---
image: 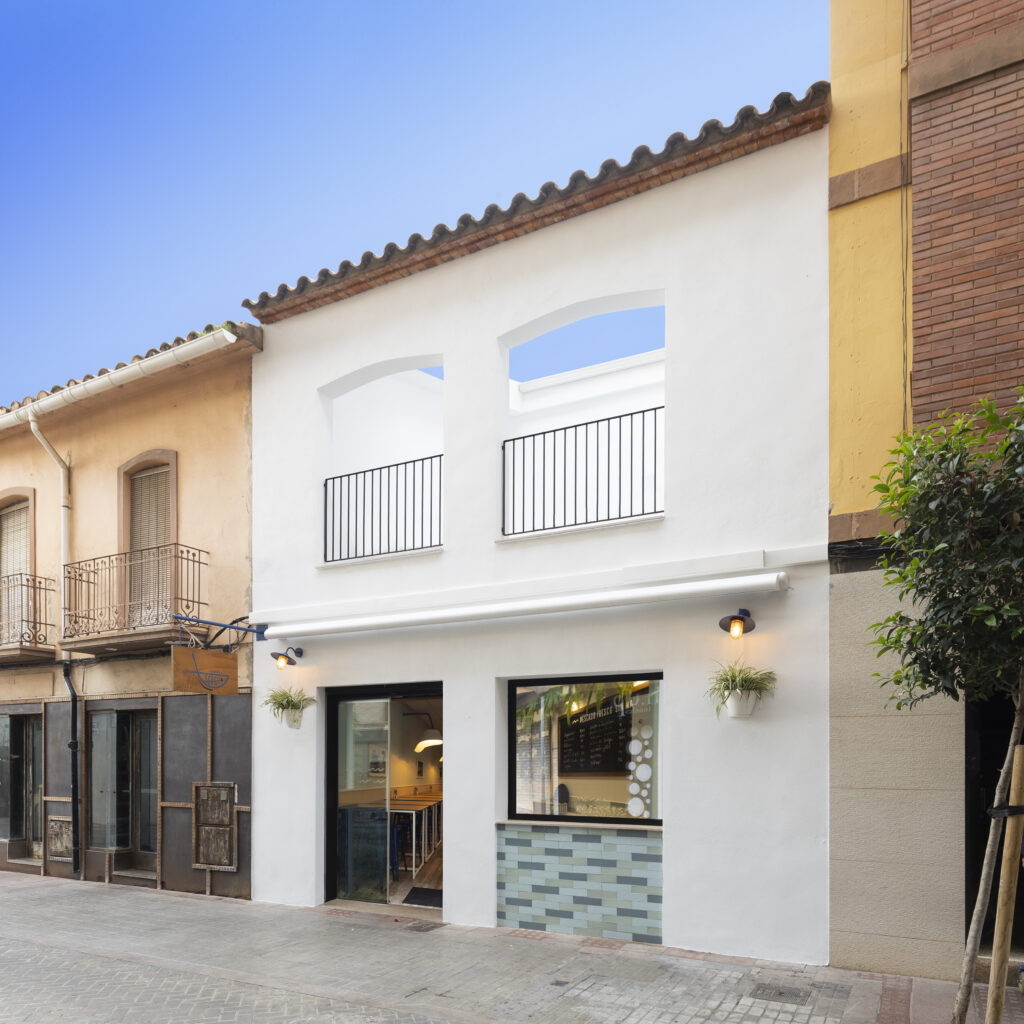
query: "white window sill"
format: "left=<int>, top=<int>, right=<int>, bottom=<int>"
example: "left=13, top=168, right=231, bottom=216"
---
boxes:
left=317, top=545, right=444, bottom=570
left=495, top=512, right=665, bottom=544
left=496, top=818, right=662, bottom=832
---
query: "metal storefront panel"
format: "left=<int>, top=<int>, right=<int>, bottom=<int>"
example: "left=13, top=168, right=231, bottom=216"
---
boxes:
left=160, top=695, right=207, bottom=805
left=43, top=702, right=71, bottom=794
left=212, top=810, right=251, bottom=899
left=211, top=694, right=251, bottom=806
left=160, top=805, right=205, bottom=894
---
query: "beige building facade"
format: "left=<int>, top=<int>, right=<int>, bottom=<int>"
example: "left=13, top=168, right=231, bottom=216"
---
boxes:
left=0, top=323, right=260, bottom=897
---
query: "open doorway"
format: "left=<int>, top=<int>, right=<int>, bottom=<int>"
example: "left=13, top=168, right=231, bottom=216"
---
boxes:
left=0, top=714, right=43, bottom=861
left=966, top=694, right=1024, bottom=949
left=326, top=682, right=443, bottom=911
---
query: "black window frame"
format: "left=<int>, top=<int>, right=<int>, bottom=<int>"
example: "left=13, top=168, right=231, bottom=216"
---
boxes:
left=507, top=672, right=663, bottom=827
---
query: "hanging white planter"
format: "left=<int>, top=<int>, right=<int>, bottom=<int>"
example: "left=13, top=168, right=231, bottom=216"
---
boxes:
left=261, top=686, right=316, bottom=729
left=724, top=691, right=759, bottom=718
left=706, top=660, right=776, bottom=719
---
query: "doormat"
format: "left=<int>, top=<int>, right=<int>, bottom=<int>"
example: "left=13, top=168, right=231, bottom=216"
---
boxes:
left=403, top=887, right=442, bottom=908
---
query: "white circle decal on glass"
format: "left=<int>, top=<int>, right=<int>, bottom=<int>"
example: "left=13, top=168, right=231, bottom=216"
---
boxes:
left=628, top=739, right=642, bottom=756
left=641, top=789, right=649, bottom=797
left=641, top=725, right=653, bottom=740
left=644, top=810, right=650, bottom=818
left=635, top=763, right=652, bottom=782
left=629, top=782, right=640, bottom=795
left=627, top=797, right=645, bottom=817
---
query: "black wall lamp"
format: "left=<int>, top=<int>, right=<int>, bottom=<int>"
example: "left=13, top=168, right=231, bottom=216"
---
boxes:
left=271, top=646, right=303, bottom=669
left=719, top=608, right=755, bottom=639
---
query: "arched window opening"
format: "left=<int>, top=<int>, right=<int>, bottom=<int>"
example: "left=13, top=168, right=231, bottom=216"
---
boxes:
left=0, top=490, right=50, bottom=652
left=323, top=361, right=444, bottom=562
left=0, top=499, right=31, bottom=646
left=127, top=464, right=172, bottom=627
left=502, top=305, right=665, bottom=536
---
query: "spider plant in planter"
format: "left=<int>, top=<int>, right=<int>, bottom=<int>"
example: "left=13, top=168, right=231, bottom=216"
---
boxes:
left=706, top=659, right=776, bottom=719
left=262, top=686, right=317, bottom=729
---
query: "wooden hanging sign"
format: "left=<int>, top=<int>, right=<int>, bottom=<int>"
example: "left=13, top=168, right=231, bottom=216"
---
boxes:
left=172, top=646, right=238, bottom=695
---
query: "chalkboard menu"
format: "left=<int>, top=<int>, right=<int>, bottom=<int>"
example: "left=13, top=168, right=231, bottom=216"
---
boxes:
left=558, top=700, right=631, bottom=774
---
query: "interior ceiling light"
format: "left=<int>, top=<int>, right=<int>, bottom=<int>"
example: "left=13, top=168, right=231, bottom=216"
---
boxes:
left=718, top=608, right=755, bottom=639
left=404, top=710, right=442, bottom=752
left=271, top=646, right=303, bottom=669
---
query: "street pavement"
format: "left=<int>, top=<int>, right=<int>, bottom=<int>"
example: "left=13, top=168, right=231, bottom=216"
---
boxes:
left=0, top=871, right=1020, bottom=1023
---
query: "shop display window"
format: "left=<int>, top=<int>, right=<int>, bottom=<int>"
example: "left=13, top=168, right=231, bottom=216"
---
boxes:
left=509, top=675, right=661, bottom=823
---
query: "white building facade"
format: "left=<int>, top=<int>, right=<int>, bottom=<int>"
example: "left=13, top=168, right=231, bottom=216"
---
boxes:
left=248, top=83, right=832, bottom=964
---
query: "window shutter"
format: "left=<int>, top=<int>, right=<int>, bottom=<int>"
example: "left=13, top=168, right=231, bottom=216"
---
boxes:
left=0, top=502, right=29, bottom=577
left=129, top=467, right=171, bottom=551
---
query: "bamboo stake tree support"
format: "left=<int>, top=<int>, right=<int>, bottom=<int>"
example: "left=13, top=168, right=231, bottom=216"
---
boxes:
left=986, top=744, right=1024, bottom=1024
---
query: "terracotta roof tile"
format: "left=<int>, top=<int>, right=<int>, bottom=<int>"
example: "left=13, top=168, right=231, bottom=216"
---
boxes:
left=1, top=321, right=260, bottom=415
left=244, top=82, right=831, bottom=324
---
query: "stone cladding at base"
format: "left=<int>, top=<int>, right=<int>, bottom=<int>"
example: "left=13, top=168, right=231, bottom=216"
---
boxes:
left=496, top=822, right=662, bottom=943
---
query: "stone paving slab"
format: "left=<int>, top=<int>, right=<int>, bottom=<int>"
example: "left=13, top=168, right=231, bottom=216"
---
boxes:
left=0, top=873, right=1021, bottom=1023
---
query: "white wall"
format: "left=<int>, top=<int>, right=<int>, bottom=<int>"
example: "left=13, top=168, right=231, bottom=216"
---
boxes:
left=251, top=130, right=828, bottom=615
left=250, top=127, right=830, bottom=963
left=250, top=563, right=828, bottom=961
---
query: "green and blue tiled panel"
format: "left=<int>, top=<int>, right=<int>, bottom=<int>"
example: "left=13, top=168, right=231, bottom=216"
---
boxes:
left=496, top=823, right=662, bottom=943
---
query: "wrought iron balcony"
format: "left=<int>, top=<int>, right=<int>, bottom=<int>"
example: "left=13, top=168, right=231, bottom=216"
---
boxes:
left=0, top=573, right=56, bottom=664
left=62, top=543, right=208, bottom=653
left=502, top=407, right=665, bottom=536
left=325, top=455, right=442, bottom=562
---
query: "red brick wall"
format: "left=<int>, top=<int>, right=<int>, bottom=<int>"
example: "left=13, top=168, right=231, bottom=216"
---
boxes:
left=910, top=2, right=1024, bottom=424
left=911, top=0, right=1024, bottom=60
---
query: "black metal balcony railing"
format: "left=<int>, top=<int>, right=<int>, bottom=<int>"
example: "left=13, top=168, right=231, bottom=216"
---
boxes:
left=325, top=455, right=443, bottom=563
left=0, top=573, right=55, bottom=647
left=62, top=543, right=207, bottom=640
left=502, top=406, right=665, bottom=536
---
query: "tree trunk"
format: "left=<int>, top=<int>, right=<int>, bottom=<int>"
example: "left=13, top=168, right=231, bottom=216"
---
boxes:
left=952, top=670, right=1024, bottom=1024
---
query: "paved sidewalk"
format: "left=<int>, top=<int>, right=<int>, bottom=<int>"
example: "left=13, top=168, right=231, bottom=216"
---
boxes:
left=0, top=873, right=1020, bottom=1023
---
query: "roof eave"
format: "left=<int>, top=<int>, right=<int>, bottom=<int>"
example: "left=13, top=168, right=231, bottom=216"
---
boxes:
left=244, top=82, right=831, bottom=325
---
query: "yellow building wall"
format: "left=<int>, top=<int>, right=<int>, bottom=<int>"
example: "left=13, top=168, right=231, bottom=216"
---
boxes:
left=829, top=0, right=964, bottom=982
left=0, top=346, right=254, bottom=696
left=829, top=0, right=910, bottom=520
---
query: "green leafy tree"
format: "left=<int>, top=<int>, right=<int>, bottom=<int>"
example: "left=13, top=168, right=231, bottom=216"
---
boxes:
left=871, top=392, right=1024, bottom=1024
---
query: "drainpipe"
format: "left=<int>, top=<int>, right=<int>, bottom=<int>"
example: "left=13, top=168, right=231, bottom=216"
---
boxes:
left=27, top=411, right=80, bottom=875
left=27, top=411, right=70, bottom=602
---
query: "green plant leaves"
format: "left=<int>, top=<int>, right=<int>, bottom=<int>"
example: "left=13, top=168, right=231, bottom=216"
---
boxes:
left=870, top=389, right=1024, bottom=708
left=261, top=686, right=316, bottom=721
left=705, top=658, right=776, bottom=719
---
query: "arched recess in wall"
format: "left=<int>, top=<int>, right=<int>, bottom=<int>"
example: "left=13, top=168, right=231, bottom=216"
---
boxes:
left=319, top=355, right=444, bottom=562
left=0, top=488, right=39, bottom=646
left=498, top=292, right=666, bottom=537
left=117, top=451, right=178, bottom=554
left=0, top=487, right=37, bottom=578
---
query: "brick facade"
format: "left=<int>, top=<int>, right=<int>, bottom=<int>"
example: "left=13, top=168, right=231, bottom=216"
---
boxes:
left=911, top=0, right=1024, bottom=61
left=909, top=2, right=1024, bottom=424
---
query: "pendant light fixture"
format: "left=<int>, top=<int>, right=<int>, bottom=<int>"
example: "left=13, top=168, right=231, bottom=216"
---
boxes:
left=403, top=711, right=442, bottom=752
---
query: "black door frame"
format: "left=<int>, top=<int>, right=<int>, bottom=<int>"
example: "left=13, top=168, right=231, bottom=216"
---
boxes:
left=324, top=681, right=442, bottom=904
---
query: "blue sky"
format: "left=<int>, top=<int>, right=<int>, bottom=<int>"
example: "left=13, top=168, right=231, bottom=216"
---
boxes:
left=0, top=1, right=827, bottom=403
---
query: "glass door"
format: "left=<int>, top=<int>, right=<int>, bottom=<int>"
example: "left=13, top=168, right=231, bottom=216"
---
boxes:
left=25, top=716, right=42, bottom=858
left=335, top=699, right=389, bottom=902
left=134, top=713, right=157, bottom=868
